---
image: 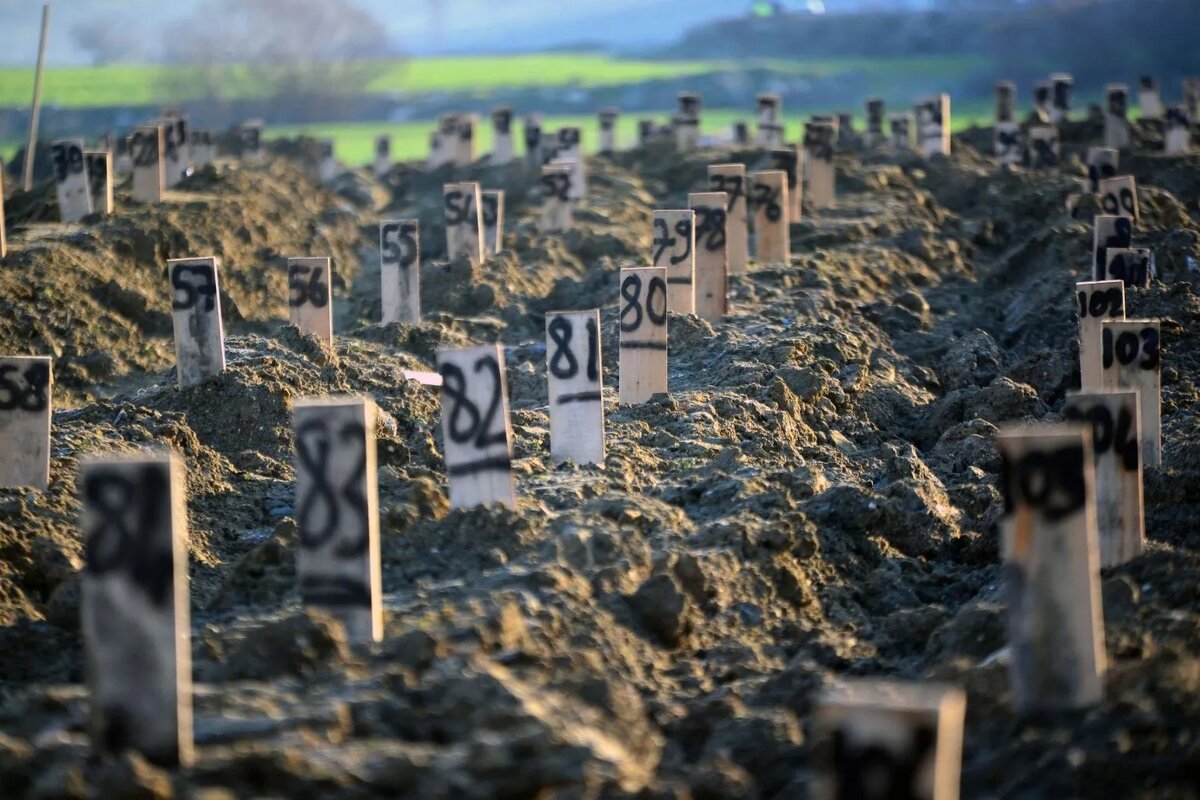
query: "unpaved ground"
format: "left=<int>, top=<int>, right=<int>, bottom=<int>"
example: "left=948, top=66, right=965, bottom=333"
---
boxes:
left=0, top=123, right=1199, bottom=798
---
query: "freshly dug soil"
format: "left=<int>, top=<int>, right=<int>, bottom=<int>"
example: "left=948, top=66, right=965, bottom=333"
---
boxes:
left=0, top=121, right=1198, bottom=799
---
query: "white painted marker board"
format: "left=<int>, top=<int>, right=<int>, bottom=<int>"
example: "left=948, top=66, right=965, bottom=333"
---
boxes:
left=915, top=94, right=951, bottom=157
left=491, top=107, right=514, bottom=165
left=618, top=267, right=668, bottom=405
left=437, top=344, right=516, bottom=509
left=598, top=108, right=619, bottom=154
left=81, top=451, right=192, bottom=766
left=287, top=257, right=333, bottom=345
left=675, top=92, right=701, bottom=150
left=374, top=135, right=391, bottom=177
left=380, top=220, right=420, bottom=325
left=1050, top=73, right=1074, bottom=123
left=1100, top=320, right=1161, bottom=468
left=130, top=126, right=164, bottom=204
left=1063, top=390, right=1144, bottom=568
left=159, top=116, right=189, bottom=187
left=1138, top=76, right=1163, bottom=120
left=998, top=424, right=1105, bottom=711
left=688, top=192, right=729, bottom=322
left=51, top=139, right=91, bottom=222
left=318, top=140, right=337, bottom=183
left=1105, top=85, right=1131, bottom=150
left=189, top=130, right=215, bottom=168
left=540, top=165, right=574, bottom=232
left=294, top=396, right=382, bottom=643
left=751, top=170, right=790, bottom=265
left=707, top=163, right=749, bottom=274
left=653, top=209, right=696, bottom=315
left=168, top=257, right=226, bottom=387
left=1165, top=106, right=1192, bottom=155
left=1076, top=280, right=1125, bottom=391
left=0, top=356, right=51, bottom=490
left=545, top=309, right=604, bottom=466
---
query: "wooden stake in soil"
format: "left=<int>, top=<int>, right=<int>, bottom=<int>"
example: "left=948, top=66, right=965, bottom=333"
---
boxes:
left=1024, top=126, right=1060, bottom=170
left=1092, top=214, right=1133, bottom=281
left=769, top=146, right=803, bottom=224
left=1085, top=147, right=1118, bottom=194
left=318, top=140, right=337, bottom=183
left=374, top=135, right=391, bottom=177
left=491, top=107, right=514, bottom=165
left=804, top=122, right=836, bottom=209
left=546, top=309, right=605, bottom=465
left=915, top=94, right=951, bottom=158
left=1050, top=73, right=1074, bottom=124
left=756, top=93, right=784, bottom=148
left=380, top=220, right=420, bottom=325
left=481, top=190, right=505, bottom=255
left=51, top=139, right=91, bottom=222
left=652, top=209, right=695, bottom=314
left=1032, top=81, right=1051, bottom=123
left=167, top=257, right=226, bottom=387
left=0, top=356, right=51, bottom=490
left=84, top=150, right=113, bottom=215
left=994, top=81, right=1021, bottom=164
left=1076, top=280, right=1125, bottom=390
left=540, top=164, right=574, bottom=232
left=556, top=128, right=586, bottom=199
left=618, top=266, right=668, bottom=405
left=1102, top=247, right=1152, bottom=289
left=1104, top=85, right=1131, bottom=150
left=130, top=125, right=165, bottom=204
left=995, top=80, right=1016, bottom=124
left=1184, top=78, right=1200, bottom=122
left=293, top=396, right=382, bottom=643
left=675, top=92, right=701, bottom=151
left=866, top=97, right=885, bottom=148
left=811, top=680, right=966, bottom=800
left=159, top=115, right=189, bottom=188
left=437, top=344, right=516, bottom=509
left=1063, top=390, right=1144, bottom=568
left=237, top=119, right=265, bottom=162
left=189, top=130, right=215, bottom=169
left=1164, top=106, right=1192, bottom=155
left=1138, top=76, right=1163, bottom=121
left=688, top=192, right=729, bottom=322
left=598, top=108, right=619, bottom=154
left=1100, top=319, right=1162, bottom=467
left=707, top=163, right=749, bottom=274
left=889, top=113, right=913, bottom=154
left=444, top=182, right=484, bottom=264
left=998, top=424, right=1105, bottom=711
left=1098, top=175, right=1138, bottom=222
left=455, top=114, right=477, bottom=168
left=287, top=257, right=333, bottom=345
left=751, top=170, right=790, bottom=266
left=523, top=113, right=543, bottom=170
left=81, top=451, right=192, bottom=767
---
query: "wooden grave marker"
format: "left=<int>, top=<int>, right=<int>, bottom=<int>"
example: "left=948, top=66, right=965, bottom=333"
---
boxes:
left=707, top=163, right=749, bottom=274
left=1100, top=319, right=1161, bottom=467
left=998, top=424, right=1105, bottom=711
left=1105, top=85, right=1131, bottom=149
left=374, top=135, right=391, bottom=177
left=916, top=94, right=951, bottom=157
left=866, top=97, right=885, bottom=147
left=81, top=451, right=192, bottom=766
left=1050, top=73, right=1074, bottom=123
left=238, top=119, right=265, bottom=162
left=436, top=344, right=516, bottom=508
left=995, top=80, right=1016, bottom=124
left=889, top=113, right=913, bottom=154
left=318, top=140, right=337, bottom=183
left=732, top=121, right=750, bottom=146
left=84, top=150, right=113, bottom=215
left=598, top=108, right=619, bottom=154
left=540, top=164, right=574, bottom=232
left=836, top=111, right=856, bottom=148
left=114, top=134, right=132, bottom=178
left=51, top=138, right=91, bottom=222
left=1063, top=390, right=1144, bottom=567
left=189, top=130, right=214, bottom=169
left=556, top=127, right=586, bottom=199
left=756, top=93, right=784, bottom=148
left=523, top=113, right=543, bottom=169
left=804, top=122, right=836, bottom=209
left=287, top=257, right=333, bottom=345
left=444, top=182, right=484, bottom=264
left=1165, top=106, right=1192, bottom=154
left=1025, top=126, right=1060, bottom=170
left=168, top=257, right=225, bottom=387
left=812, top=680, right=966, bottom=800
left=130, top=125, right=164, bottom=204
left=653, top=209, right=696, bottom=315
left=994, top=81, right=1021, bottom=164
left=545, top=309, right=604, bottom=465
left=688, top=192, right=729, bottom=322
left=491, top=107, right=514, bottom=165
left=159, top=115, right=189, bottom=188
left=482, top=190, right=505, bottom=255
left=751, top=170, right=790, bottom=266
left=294, top=397, right=382, bottom=642
left=768, top=146, right=803, bottom=225
left=455, top=114, right=477, bottom=168
left=1098, top=175, right=1138, bottom=222
left=0, top=356, right=51, bottom=490
left=1032, top=81, right=1051, bottom=122
left=675, top=92, right=701, bottom=150
left=1138, top=76, right=1163, bottom=120
left=1184, top=78, right=1200, bottom=122
left=1085, top=147, right=1118, bottom=194
left=618, top=267, right=668, bottom=404
left=1092, top=214, right=1133, bottom=281
left=380, top=220, right=420, bottom=325
left=1103, top=247, right=1152, bottom=289
left=1076, top=279, right=1125, bottom=390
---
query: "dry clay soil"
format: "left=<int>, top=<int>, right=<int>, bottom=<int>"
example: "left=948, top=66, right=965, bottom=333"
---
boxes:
left=1, top=121, right=1200, bottom=799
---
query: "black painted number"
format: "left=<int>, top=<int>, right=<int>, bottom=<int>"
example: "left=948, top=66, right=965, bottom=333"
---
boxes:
left=1000, top=444, right=1087, bottom=522
left=694, top=205, right=727, bottom=252
left=1064, top=403, right=1139, bottom=470
left=620, top=273, right=667, bottom=333
left=296, top=418, right=369, bottom=556
left=1077, top=287, right=1123, bottom=319
left=288, top=263, right=329, bottom=308
left=753, top=182, right=783, bottom=222
left=83, top=465, right=173, bottom=606
left=1102, top=326, right=1159, bottom=371
left=171, top=262, right=217, bottom=312
left=51, top=142, right=84, bottom=183
left=440, top=355, right=507, bottom=448
left=382, top=223, right=418, bottom=268
left=0, top=362, right=49, bottom=412
left=548, top=315, right=599, bottom=381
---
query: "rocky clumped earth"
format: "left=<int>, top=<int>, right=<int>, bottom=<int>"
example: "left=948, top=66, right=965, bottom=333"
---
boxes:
left=1, top=115, right=1199, bottom=798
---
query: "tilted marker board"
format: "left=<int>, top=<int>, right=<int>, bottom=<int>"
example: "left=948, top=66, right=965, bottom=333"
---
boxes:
left=52, top=139, right=91, bottom=222
left=998, top=425, right=1105, bottom=711
left=689, top=192, right=729, bottom=322
left=130, top=126, right=165, bottom=204
left=294, top=397, right=382, bottom=643
left=168, top=257, right=226, bottom=387
left=444, top=183, right=484, bottom=265
left=619, top=267, right=668, bottom=405
left=380, top=220, right=420, bottom=325
left=287, top=257, right=333, bottom=345
left=84, top=150, right=113, bottom=215
left=81, top=452, right=192, bottom=767
left=0, top=356, right=52, bottom=490
left=1076, top=280, right=1125, bottom=390
left=1100, top=320, right=1161, bottom=467
left=437, top=344, right=516, bottom=509
left=652, top=209, right=695, bottom=315
left=708, top=164, right=749, bottom=274
left=1063, top=390, right=1144, bottom=568
left=751, top=170, right=790, bottom=266
left=545, top=310, right=605, bottom=466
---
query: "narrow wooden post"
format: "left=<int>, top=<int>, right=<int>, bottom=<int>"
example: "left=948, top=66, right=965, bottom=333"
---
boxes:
left=1184, top=78, right=1200, bottom=122
left=707, top=163, right=749, bottom=274
left=652, top=209, right=695, bottom=314
left=1076, top=280, right=1125, bottom=389
left=158, top=115, right=189, bottom=188
left=769, top=146, right=802, bottom=224
left=916, top=94, right=951, bottom=157
left=1105, top=84, right=1131, bottom=150
left=556, top=127, right=586, bottom=199
left=189, top=130, right=215, bottom=169
left=318, top=140, right=337, bottom=183
left=84, top=150, right=113, bottom=215
left=1085, top=147, right=1118, bottom=194
left=1098, top=175, right=1138, bottom=222
left=436, top=344, right=516, bottom=508
left=751, top=170, right=790, bottom=265
left=998, top=425, right=1105, bottom=711
left=287, top=257, right=333, bottom=345
left=545, top=309, right=604, bottom=465
left=0, top=164, right=7, bottom=258
left=1138, top=76, right=1163, bottom=120
left=81, top=451, right=193, bottom=767
left=1092, top=214, right=1133, bottom=281
left=0, top=356, right=51, bottom=490
left=994, top=81, right=1020, bottom=164
left=889, top=113, right=913, bottom=154
left=756, top=93, right=784, bottom=148
left=491, top=107, right=514, bottom=165
left=22, top=4, right=50, bottom=192
left=865, top=97, right=885, bottom=148
left=1063, top=390, right=1144, bottom=568
left=130, top=125, right=165, bottom=204
left=523, top=113, right=543, bottom=169
left=237, top=119, right=265, bottom=162
left=294, top=396, right=382, bottom=642
left=374, top=135, right=391, bottom=177
left=481, top=190, right=505, bottom=254
left=598, top=108, right=619, bottom=154
left=167, top=257, right=226, bottom=387
left=675, top=92, right=701, bottom=150
left=1025, top=126, right=1060, bottom=170
left=1165, top=106, right=1192, bottom=154
left=1100, top=320, right=1162, bottom=467
left=444, top=182, right=484, bottom=264
left=812, top=680, right=965, bottom=800
left=1050, top=73, right=1074, bottom=123
left=1032, top=81, right=1051, bottom=122
left=455, top=114, right=477, bottom=167
left=380, top=220, right=420, bottom=324
left=540, top=165, right=574, bottom=232
left=688, top=192, right=729, bottom=322
left=51, top=139, right=92, bottom=222
left=618, top=267, right=668, bottom=404
left=804, top=122, right=836, bottom=209
left=836, top=111, right=855, bottom=148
